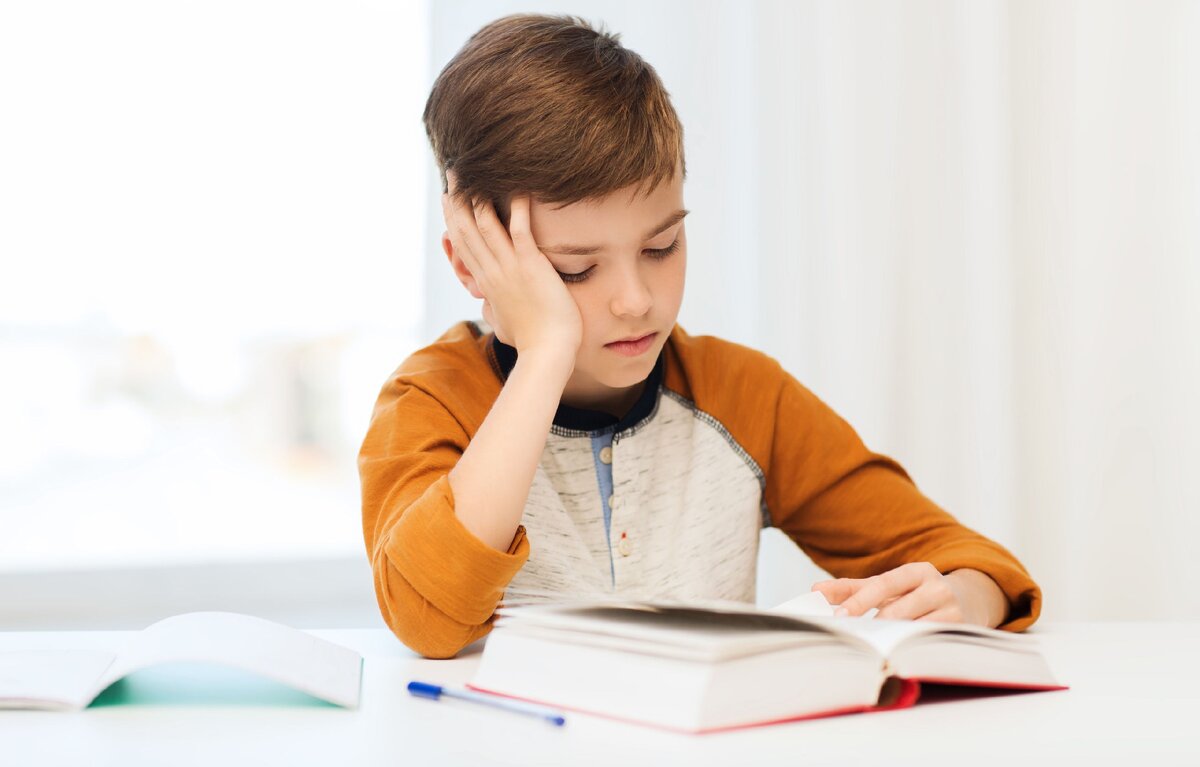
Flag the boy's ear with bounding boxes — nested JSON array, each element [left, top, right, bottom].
[[443, 230, 485, 300]]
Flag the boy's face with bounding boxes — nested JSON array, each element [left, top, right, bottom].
[[527, 170, 687, 414]]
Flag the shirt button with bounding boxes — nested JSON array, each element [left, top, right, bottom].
[[618, 532, 631, 557], [599, 446, 613, 464], [608, 494, 616, 509]]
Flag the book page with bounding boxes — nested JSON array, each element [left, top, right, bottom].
[[95, 612, 362, 708], [800, 615, 1042, 658], [770, 590, 837, 617], [499, 616, 846, 662], [498, 599, 1040, 662], [0, 649, 116, 710], [496, 601, 857, 662]]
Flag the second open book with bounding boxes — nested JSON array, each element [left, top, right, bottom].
[[469, 592, 1067, 733], [0, 612, 362, 711]]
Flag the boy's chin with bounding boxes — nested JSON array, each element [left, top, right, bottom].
[[591, 360, 658, 390]]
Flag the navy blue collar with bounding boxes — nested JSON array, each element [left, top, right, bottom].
[[490, 336, 664, 433]]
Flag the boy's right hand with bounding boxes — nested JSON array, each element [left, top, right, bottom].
[[442, 173, 583, 364]]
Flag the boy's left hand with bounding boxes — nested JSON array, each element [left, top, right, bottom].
[[811, 563, 1009, 628]]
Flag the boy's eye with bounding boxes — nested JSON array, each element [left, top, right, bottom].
[[555, 239, 681, 284], [646, 239, 681, 260], [557, 266, 595, 283]]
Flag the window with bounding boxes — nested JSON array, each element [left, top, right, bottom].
[[0, 1, 430, 573]]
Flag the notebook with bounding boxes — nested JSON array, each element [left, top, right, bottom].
[[468, 592, 1066, 733], [0, 611, 362, 710]]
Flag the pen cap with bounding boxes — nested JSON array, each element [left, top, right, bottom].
[[407, 681, 443, 700]]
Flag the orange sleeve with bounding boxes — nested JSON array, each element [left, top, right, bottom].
[[359, 380, 529, 658], [763, 368, 1042, 632]]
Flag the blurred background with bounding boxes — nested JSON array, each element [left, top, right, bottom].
[[2, 0, 1197, 630]]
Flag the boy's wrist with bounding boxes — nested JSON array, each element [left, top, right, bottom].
[[514, 344, 576, 381], [946, 568, 1010, 628]]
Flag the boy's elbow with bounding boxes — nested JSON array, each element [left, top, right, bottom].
[[384, 604, 493, 659], [372, 554, 495, 659], [400, 629, 476, 660]]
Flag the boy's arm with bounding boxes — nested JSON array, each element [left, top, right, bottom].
[[448, 348, 574, 550], [362, 185, 583, 658], [359, 349, 572, 659], [764, 370, 1042, 632]]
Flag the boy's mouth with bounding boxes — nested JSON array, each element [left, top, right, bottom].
[[604, 332, 657, 357]]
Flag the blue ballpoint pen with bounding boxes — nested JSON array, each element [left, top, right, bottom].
[[407, 681, 567, 726]]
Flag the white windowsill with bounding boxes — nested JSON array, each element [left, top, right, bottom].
[[1, 555, 386, 631]]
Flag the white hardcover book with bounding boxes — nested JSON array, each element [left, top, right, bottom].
[[469, 594, 1064, 733]]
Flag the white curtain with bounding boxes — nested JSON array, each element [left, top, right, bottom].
[[425, 0, 1200, 621]]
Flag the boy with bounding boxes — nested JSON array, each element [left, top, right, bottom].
[[359, 14, 1041, 659]]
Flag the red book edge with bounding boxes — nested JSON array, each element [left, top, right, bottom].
[[465, 677, 1070, 735]]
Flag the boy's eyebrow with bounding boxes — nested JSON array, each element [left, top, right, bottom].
[[541, 209, 690, 256]]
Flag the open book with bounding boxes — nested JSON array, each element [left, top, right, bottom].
[[0, 612, 363, 711], [469, 592, 1066, 733]]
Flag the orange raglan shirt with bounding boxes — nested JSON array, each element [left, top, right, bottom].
[[359, 321, 1042, 658]]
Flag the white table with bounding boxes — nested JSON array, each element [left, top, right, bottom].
[[2, 621, 1198, 766]]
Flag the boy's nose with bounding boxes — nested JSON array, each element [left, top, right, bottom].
[[610, 270, 653, 317]]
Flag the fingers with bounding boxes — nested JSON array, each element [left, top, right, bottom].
[[811, 579, 863, 605], [442, 191, 502, 283], [915, 606, 965, 623], [875, 580, 956, 621], [440, 192, 485, 278], [508, 195, 535, 250], [443, 170, 528, 269], [442, 171, 493, 273], [834, 563, 940, 617], [814, 580, 896, 616], [472, 196, 516, 265], [442, 177, 523, 286]]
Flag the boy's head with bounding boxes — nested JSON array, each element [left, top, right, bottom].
[[424, 14, 689, 412]]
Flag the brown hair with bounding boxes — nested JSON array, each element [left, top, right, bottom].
[[423, 13, 686, 225]]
